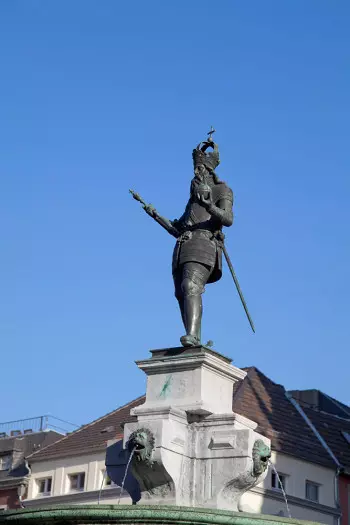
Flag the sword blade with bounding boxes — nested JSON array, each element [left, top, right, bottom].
[[222, 244, 255, 333]]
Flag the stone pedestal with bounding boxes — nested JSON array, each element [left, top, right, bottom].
[[108, 346, 271, 511], [132, 346, 246, 416]]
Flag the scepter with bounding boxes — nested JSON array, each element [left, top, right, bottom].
[[129, 189, 147, 207], [129, 189, 179, 238]]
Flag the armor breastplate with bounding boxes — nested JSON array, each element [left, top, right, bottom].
[[182, 182, 229, 231], [172, 181, 232, 284], [185, 200, 211, 227]]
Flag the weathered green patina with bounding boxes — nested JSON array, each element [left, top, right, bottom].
[[0, 505, 322, 525], [159, 375, 172, 399], [252, 439, 271, 477]]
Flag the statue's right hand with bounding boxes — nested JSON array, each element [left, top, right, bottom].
[[143, 204, 157, 217]]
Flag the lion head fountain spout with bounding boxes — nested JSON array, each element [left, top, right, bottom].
[[127, 428, 155, 465], [252, 439, 271, 477], [124, 426, 175, 503], [216, 438, 271, 511]]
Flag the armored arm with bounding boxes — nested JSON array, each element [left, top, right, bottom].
[[144, 205, 179, 238], [130, 190, 179, 238], [171, 202, 191, 234], [208, 193, 234, 227]]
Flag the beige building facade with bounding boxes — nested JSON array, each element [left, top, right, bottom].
[[24, 448, 339, 525]]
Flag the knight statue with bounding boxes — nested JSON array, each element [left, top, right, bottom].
[[170, 135, 233, 346], [130, 129, 254, 348]]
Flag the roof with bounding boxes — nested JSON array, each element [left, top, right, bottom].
[[27, 397, 144, 462], [0, 431, 62, 485], [28, 368, 337, 469], [287, 388, 350, 471], [232, 367, 335, 469], [289, 389, 350, 419], [301, 405, 350, 471]]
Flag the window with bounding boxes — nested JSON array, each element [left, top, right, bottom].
[[0, 455, 12, 471], [100, 469, 117, 488], [105, 475, 115, 487], [271, 471, 287, 492], [37, 478, 52, 497], [306, 481, 319, 502], [68, 472, 85, 492]]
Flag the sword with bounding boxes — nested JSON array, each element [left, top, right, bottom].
[[221, 241, 255, 333]]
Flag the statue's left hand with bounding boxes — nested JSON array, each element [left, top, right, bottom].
[[197, 191, 213, 211]]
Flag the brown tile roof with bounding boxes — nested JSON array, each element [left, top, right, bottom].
[[232, 367, 335, 469], [302, 406, 350, 470], [28, 368, 337, 469], [28, 397, 145, 462]]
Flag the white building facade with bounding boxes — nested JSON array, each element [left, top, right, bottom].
[[24, 447, 339, 525]]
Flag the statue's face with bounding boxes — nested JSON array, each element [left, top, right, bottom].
[[194, 164, 208, 180]]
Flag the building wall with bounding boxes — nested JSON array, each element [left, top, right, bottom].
[[0, 488, 20, 510], [261, 451, 336, 506], [26, 451, 132, 505], [339, 475, 350, 525], [26, 449, 339, 524], [239, 451, 338, 524]]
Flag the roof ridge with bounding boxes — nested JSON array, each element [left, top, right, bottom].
[[245, 365, 284, 389], [322, 392, 350, 415], [27, 394, 145, 460]]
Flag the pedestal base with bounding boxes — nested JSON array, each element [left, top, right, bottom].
[[107, 345, 271, 510], [132, 346, 246, 416]]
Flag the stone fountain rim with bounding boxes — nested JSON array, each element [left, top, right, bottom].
[[0, 505, 321, 525]]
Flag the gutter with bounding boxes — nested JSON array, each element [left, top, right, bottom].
[[285, 392, 343, 525]]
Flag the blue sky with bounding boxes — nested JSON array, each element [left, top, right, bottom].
[[1, 1, 349, 426]]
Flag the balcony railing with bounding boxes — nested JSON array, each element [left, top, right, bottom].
[[0, 415, 79, 438]]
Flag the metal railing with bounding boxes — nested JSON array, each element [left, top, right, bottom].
[[0, 415, 79, 437]]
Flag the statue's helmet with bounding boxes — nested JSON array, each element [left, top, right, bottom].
[[192, 140, 220, 172]]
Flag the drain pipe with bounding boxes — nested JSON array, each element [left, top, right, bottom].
[[285, 392, 343, 525]]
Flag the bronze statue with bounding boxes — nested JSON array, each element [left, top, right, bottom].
[[130, 129, 254, 348]]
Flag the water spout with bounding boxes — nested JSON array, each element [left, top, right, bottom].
[[98, 469, 107, 505], [269, 460, 292, 519], [117, 446, 136, 505]]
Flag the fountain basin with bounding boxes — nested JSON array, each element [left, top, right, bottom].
[[0, 505, 321, 525]]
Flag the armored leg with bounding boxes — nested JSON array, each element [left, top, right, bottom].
[[175, 262, 211, 347], [181, 294, 202, 346], [174, 273, 187, 332]]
